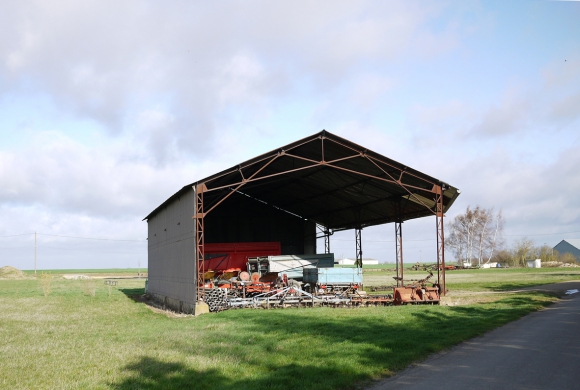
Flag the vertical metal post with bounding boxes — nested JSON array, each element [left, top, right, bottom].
[[395, 221, 403, 287], [394, 200, 404, 287], [435, 185, 446, 296], [324, 228, 330, 254], [355, 228, 362, 268], [195, 184, 206, 302]]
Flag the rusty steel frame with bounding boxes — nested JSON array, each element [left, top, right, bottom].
[[395, 221, 404, 288], [355, 228, 362, 267], [435, 184, 446, 296], [394, 200, 404, 287], [324, 229, 331, 254], [191, 133, 449, 301], [195, 184, 206, 302], [316, 225, 333, 254], [201, 136, 439, 198]]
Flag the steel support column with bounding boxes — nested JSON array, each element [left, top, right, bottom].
[[195, 184, 207, 302], [355, 228, 362, 268], [435, 185, 446, 296], [394, 200, 404, 287], [395, 221, 404, 287], [324, 229, 331, 254]]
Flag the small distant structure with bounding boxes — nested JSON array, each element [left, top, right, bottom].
[[554, 239, 580, 261], [336, 258, 379, 266], [481, 262, 498, 269], [526, 259, 542, 268]]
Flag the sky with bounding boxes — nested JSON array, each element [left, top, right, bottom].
[[0, 0, 579, 270]]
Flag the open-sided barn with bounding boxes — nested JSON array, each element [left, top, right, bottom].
[[143, 131, 460, 314]]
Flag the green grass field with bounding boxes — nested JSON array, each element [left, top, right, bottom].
[[22, 268, 147, 276], [1, 267, 578, 389], [363, 267, 580, 292]]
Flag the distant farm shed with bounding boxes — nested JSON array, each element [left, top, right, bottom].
[[337, 258, 379, 266], [554, 240, 580, 261], [143, 130, 460, 314]]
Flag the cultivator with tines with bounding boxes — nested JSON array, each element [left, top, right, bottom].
[[227, 285, 394, 309], [393, 272, 440, 305], [393, 286, 440, 305]]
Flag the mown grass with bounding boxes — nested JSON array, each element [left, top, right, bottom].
[[0, 273, 560, 390], [22, 268, 147, 275], [363, 267, 580, 292]]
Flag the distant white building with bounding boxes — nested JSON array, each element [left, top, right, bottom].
[[336, 258, 379, 266], [526, 259, 542, 268]]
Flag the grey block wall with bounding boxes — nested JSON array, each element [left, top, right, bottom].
[[147, 187, 197, 313]]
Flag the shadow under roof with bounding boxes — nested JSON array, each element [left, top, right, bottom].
[[144, 130, 460, 230]]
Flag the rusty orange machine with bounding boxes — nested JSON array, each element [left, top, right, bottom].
[[393, 272, 441, 305]]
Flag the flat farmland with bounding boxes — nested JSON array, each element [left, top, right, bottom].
[[1, 268, 578, 390], [363, 267, 580, 292]]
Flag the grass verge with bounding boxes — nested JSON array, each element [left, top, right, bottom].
[[0, 277, 557, 390]]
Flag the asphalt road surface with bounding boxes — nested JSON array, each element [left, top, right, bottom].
[[368, 281, 580, 390]]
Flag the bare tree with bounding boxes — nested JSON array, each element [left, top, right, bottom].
[[446, 206, 504, 266], [513, 237, 535, 267], [559, 252, 577, 264], [537, 245, 558, 263], [485, 210, 504, 263]]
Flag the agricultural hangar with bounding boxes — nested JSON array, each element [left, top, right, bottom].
[[144, 130, 460, 314]]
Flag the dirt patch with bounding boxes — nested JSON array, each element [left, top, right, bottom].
[[0, 266, 27, 279], [62, 274, 90, 280]]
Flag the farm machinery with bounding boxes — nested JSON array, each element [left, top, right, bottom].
[[198, 242, 441, 312], [392, 272, 441, 305]]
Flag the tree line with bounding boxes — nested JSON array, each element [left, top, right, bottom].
[[446, 206, 578, 267]]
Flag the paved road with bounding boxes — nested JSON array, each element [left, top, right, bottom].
[[368, 282, 580, 390]]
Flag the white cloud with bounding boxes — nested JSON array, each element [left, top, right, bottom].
[[350, 74, 394, 109], [0, 1, 578, 269], [0, 1, 464, 154]]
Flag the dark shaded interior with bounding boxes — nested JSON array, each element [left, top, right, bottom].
[[204, 192, 316, 254]]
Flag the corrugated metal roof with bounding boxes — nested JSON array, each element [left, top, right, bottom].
[[144, 130, 460, 230], [557, 239, 580, 250]]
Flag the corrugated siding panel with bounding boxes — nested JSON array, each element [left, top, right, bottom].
[[148, 188, 196, 306], [554, 240, 580, 260]]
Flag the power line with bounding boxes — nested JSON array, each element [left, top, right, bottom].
[[38, 233, 145, 242], [0, 232, 145, 241], [504, 231, 580, 237], [1, 228, 578, 243], [38, 245, 144, 255], [0, 233, 34, 238]]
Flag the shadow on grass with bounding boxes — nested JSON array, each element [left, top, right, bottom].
[[111, 294, 554, 390], [112, 357, 351, 390], [118, 287, 146, 297], [488, 282, 579, 293]]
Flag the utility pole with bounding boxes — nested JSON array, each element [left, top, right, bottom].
[[34, 231, 37, 275]]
